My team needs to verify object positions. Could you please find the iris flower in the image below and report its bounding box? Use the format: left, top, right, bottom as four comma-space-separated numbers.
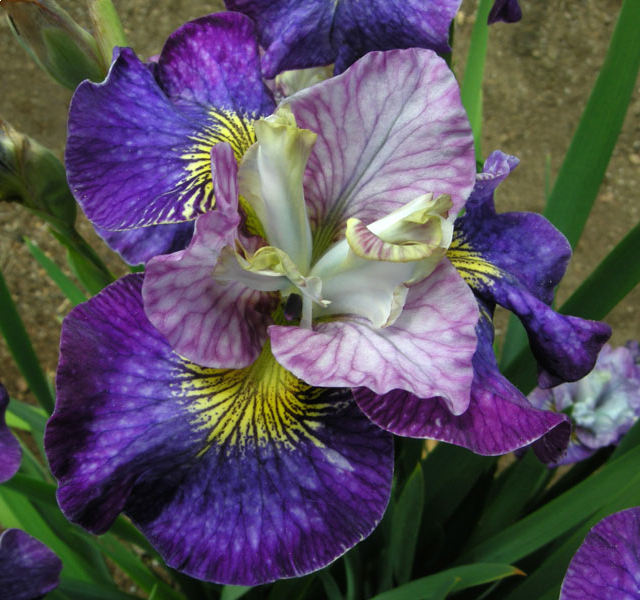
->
561, 507, 640, 599
65, 12, 275, 265
0, 529, 62, 600
529, 342, 640, 465
48, 15, 608, 584
48, 45, 486, 585
224, 0, 461, 76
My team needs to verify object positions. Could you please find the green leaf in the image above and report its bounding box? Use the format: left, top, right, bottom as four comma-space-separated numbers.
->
6, 397, 47, 459
95, 534, 183, 600
559, 219, 640, 320
24, 237, 87, 306
542, 0, 640, 249
7, 397, 48, 432
0, 264, 55, 413
58, 579, 140, 600
460, 442, 640, 564
49, 229, 114, 295
468, 451, 550, 545
460, 0, 492, 158
319, 572, 344, 600
221, 586, 253, 600
5, 410, 30, 431
391, 463, 424, 583
370, 563, 521, 600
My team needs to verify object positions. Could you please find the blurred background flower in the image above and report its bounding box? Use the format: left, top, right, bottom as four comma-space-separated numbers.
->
529, 342, 640, 465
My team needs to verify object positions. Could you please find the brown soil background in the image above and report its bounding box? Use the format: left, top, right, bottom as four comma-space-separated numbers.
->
1, 0, 639, 405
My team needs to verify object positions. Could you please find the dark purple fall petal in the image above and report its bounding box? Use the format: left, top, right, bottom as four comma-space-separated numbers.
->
355, 302, 570, 461
488, 0, 523, 24
449, 150, 611, 386
95, 221, 194, 266
561, 507, 640, 599
46, 274, 393, 585
0, 382, 21, 482
225, 0, 460, 77
65, 13, 274, 263
0, 529, 62, 600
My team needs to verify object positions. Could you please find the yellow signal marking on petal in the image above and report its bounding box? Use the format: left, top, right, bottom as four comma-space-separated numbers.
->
172, 108, 257, 222
447, 235, 502, 289
176, 345, 343, 456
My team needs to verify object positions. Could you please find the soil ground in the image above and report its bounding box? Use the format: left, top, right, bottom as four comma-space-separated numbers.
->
1, 0, 639, 406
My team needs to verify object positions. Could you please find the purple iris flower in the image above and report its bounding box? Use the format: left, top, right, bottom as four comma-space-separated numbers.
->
0, 382, 21, 483
46, 44, 485, 585
488, 0, 522, 24
65, 12, 275, 265
46, 21, 607, 585
357, 151, 610, 462
224, 0, 461, 76
529, 342, 640, 465
561, 507, 640, 599
0, 529, 62, 600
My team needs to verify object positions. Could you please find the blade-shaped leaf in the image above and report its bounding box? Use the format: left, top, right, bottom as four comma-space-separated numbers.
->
391, 462, 425, 583
24, 237, 87, 306
370, 563, 521, 600
460, 0, 492, 158
460, 443, 640, 564
0, 265, 55, 413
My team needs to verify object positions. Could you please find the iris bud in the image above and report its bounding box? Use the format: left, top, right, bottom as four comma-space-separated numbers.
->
1, 0, 106, 89
0, 119, 76, 228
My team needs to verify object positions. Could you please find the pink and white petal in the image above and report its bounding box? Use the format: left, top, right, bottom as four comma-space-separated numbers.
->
270, 260, 478, 415
287, 48, 475, 236
143, 144, 276, 368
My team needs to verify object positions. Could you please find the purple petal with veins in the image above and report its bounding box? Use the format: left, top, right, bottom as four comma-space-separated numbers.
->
355, 301, 570, 461
561, 508, 640, 600
0, 529, 61, 600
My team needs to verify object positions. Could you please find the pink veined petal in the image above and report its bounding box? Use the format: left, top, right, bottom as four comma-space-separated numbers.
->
270, 259, 479, 415
287, 48, 475, 239
143, 144, 277, 368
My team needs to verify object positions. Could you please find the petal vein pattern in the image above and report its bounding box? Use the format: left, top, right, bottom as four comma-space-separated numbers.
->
47, 275, 393, 585
65, 13, 274, 245
448, 150, 610, 386
287, 48, 476, 254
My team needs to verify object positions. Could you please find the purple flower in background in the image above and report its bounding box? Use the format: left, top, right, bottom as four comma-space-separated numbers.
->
0, 382, 21, 483
529, 342, 640, 465
560, 507, 640, 599
65, 12, 275, 265
488, 0, 522, 24
224, 0, 461, 76
357, 151, 609, 463
0, 529, 62, 600
47, 47, 486, 585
